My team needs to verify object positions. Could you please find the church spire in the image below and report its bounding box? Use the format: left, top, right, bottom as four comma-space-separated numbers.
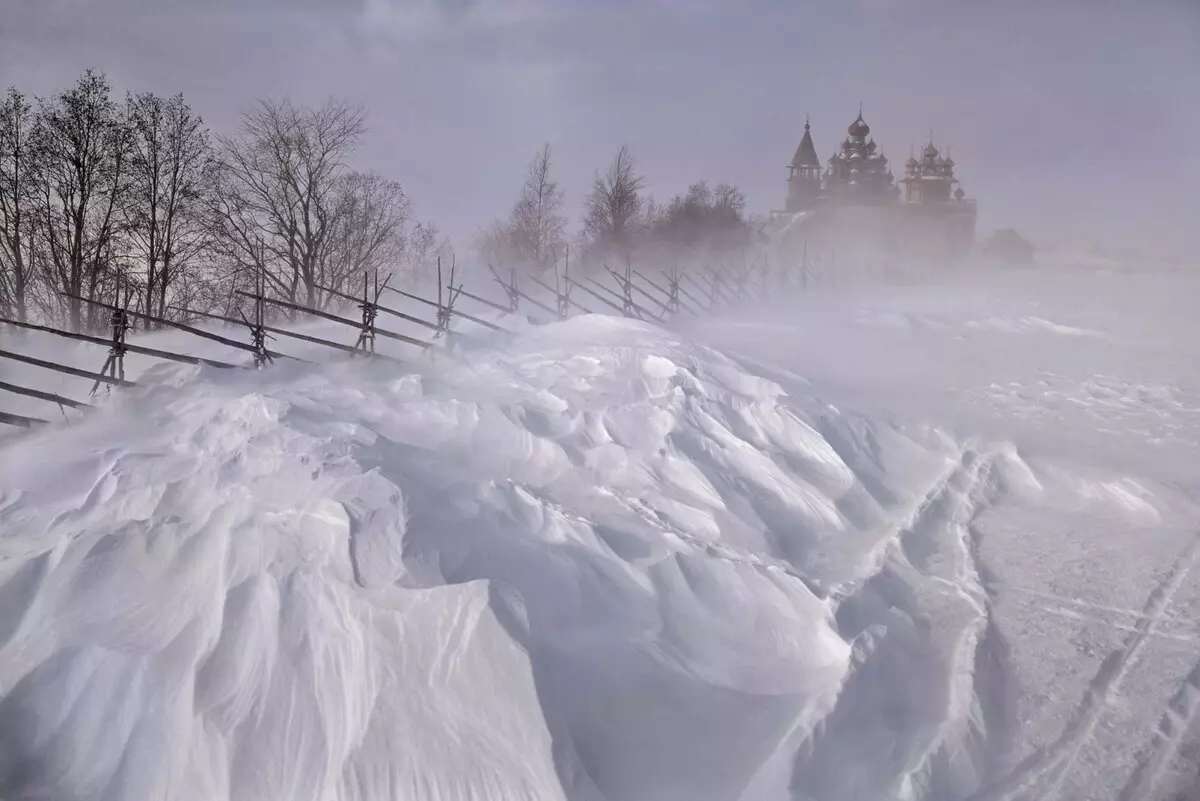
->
785, 115, 822, 212
790, 115, 821, 169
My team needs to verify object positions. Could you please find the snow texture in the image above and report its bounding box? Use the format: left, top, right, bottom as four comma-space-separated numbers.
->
1, 257, 1199, 801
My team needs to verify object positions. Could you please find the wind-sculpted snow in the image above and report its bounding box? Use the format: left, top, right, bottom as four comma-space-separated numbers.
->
1, 291, 1197, 801
0, 314, 966, 801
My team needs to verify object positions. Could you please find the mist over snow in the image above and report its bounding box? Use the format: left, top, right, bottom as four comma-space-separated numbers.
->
1, 0, 1199, 799
1, 258, 1200, 800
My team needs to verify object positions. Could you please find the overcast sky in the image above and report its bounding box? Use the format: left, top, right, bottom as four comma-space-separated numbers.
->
2, 0, 1198, 259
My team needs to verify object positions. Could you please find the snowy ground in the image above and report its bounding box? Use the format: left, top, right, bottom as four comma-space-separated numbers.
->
0, 257, 1198, 801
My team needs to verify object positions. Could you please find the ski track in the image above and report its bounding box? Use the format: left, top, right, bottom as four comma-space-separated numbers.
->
969, 531, 1200, 801
1117, 638, 1200, 800
984, 582, 1196, 631
1000, 602, 1198, 646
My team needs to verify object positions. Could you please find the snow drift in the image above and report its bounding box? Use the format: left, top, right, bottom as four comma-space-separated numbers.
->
0, 311, 1002, 801
3, 263, 1199, 801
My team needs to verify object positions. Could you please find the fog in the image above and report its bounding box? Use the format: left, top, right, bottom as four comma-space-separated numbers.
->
3, 0, 1197, 260
6, 5, 1200, 799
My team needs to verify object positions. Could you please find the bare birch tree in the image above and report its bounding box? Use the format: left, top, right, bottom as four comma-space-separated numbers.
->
124, 91, 214, 326
320, 171, 410, 292
0, 88, 40, 322
211, 98, 366, 308
473, 217, 518, 274
510, 143, 566, 274
33, 70, 131, 330
581, 144, 643, 266
402, 219, 439, 282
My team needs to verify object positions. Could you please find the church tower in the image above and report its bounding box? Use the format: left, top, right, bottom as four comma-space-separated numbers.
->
822, 110, 899, 205
785, 118, 822, 212
902, 138, 963, 204
899, 135, 977, 259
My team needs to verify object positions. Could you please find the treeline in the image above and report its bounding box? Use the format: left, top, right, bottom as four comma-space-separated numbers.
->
476, 143, 762, 276
0, 70, 763, 333
0, 70, 442, 332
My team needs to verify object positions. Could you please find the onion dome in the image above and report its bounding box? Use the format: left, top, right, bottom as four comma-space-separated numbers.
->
923, 142, 939, 160
848, 113, 870, 138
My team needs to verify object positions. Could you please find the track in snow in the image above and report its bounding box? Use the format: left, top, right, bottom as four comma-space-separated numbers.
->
986, 582, 1199, 645
970, 531, 1200, 801
1118, 620, 1200, 800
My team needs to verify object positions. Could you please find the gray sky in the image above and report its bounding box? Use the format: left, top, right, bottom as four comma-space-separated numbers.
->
3, 0, 1198, 259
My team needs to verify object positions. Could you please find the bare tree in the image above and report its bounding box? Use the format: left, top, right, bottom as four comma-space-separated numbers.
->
211, 98, 367, 308
473, 217, 518, 274
581, 144, 644, 266
404, 218, 439, 282
0, 88, 40, 322
124, 91, 214, 326
319, 171, 410, 290
33, 70, 131, 330
510, 143, 566, 274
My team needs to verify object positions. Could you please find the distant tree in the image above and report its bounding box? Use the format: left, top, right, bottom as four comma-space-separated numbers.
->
432, 235, 456, 276
641, 194, 661, 232
404, 219, 440, 282
33, 70, 131, 330
647, 180, 751, 258
321, 170, 410, 292
580, 144, 643, 267
124, 91, 214, 326
510, 143, 566, 274
0, 88, 40, 322
210, 98, 368, 308
472, 144, 566, 277
473, 217, 519, 274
